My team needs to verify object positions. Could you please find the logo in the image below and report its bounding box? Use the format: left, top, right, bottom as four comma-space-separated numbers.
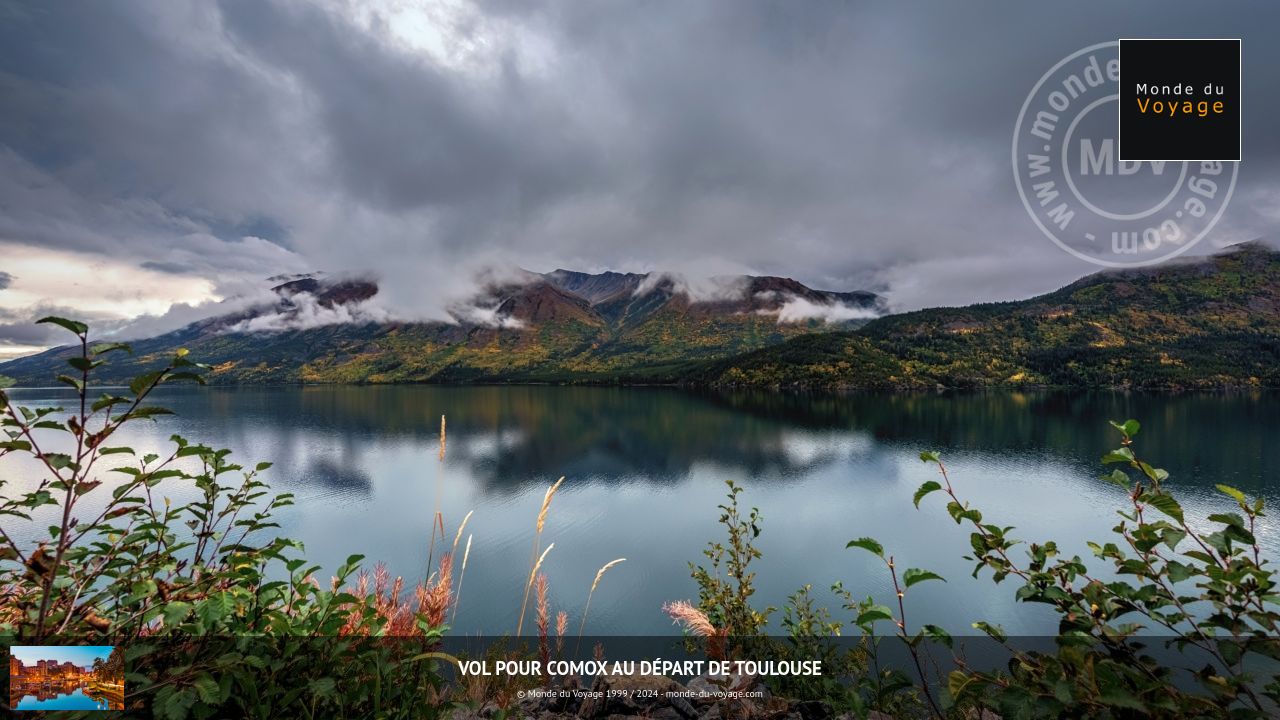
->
1012, 41, 1237, 267
1119, 39, 1241, 162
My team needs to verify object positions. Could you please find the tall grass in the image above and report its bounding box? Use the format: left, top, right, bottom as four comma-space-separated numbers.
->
516, 476, 563, 636
427, 415, 447, 575
577, 558, 625, 654
451, 534, 472, 624
518, 543, 555, 636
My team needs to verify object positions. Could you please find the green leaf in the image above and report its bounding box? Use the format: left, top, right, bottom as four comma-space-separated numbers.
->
91, 342, 133, 356
195, 592, 235, 627
919, 450, 940, 463
903, 568, 946, 588
1207, 512, 1246, 529
159, 686, 196, 720
66, 356, 97, 372
162, 601, 192, 627
56, 375, 84, 391
921, 623, 952, 648
913, 480, 942, 508
1102, 447, 1135, 464
129, 370, 166, 396
972, 621, 1007, 642
1099, 688, 1147, 711
1165, 560, 1194, 583
42, 453, 75, 470
1160, 527, 1186, 550
846, 537, 883, 558
1138, 462, 1169, 482
1144, 493, 1184, 523
308, 677, 336, 697
192, 674, 221, 704
125, 406, 175, 421
1110, 419, 1140, 438
948, 670, 977, 700
1215, 484, 1246, 504
855, 605, 894, 627
1103, 469, 1130, 487
37, 316, 88, 336
165, 372, 206, 385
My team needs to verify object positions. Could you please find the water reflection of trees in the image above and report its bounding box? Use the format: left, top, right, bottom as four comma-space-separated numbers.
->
706, 389, 1279, 496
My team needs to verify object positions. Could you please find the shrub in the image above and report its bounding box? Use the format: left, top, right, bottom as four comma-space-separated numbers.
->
683, 421, 1280, 719
0, 318, 455, 719
848, 420, 1280, 718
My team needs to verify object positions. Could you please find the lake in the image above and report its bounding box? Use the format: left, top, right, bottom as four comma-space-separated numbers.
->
4, 386, 1277, 636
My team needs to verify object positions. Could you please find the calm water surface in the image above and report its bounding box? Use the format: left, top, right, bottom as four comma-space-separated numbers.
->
5, 386, 1277, 636
13, 686, 112, 710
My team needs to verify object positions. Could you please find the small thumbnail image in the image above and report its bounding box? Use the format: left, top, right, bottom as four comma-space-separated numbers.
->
9, 645, 124, 711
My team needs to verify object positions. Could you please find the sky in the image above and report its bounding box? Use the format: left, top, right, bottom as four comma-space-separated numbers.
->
2, 1, 1279, 359
10, 645, 114, 669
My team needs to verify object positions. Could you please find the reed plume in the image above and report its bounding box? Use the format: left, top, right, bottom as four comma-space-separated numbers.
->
536, 573, 550, 680
662, 600, 715, 637
576, 558, 625, 654
452, 510, 473, 556
662, 600, 725, 660
517, 543, 554, 636
418, 552, 453, 630
426, 415, 448, 574
536, 477, 564, 533
516, 477, 563, 635
555, 611, 568, 656
450, 533, 472, 624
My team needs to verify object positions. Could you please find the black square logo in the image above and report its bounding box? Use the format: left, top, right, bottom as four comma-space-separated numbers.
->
1119, 39, 1240, 161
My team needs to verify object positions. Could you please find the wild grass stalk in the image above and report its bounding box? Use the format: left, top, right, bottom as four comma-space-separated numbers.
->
555, 611, 568, 656
576, 558, 625, 654
452, 509, 473, 556
663, 600, 725, 660
536, 573, 550, 681
516, 477, 563, 635
517, 542, 554, 636
451, 534, 472, 624
417, 552, 453, 629
426, 415, 447, 575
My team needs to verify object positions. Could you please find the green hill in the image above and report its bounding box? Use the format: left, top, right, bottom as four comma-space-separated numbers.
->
694, 242, 1280, 390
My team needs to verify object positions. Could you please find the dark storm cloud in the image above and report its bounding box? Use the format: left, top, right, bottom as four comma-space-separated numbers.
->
0, 321, 55, 346
1, 0, 1279, 326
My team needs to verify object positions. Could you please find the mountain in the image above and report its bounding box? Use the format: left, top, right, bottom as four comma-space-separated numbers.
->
692, 242, 1280, 390
8, 244, 1276, 390
0, 269, 882, 386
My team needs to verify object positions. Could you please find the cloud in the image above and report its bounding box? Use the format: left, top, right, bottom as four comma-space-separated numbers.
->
634, 272, 751, 303
0, 302, 123, 349
0, 0, 1279, 349
447, 301, 525, 330
767, 296, 882, 325
225, 292, 392, 333
0, 271, 11, 290
0, 241, 221, 324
